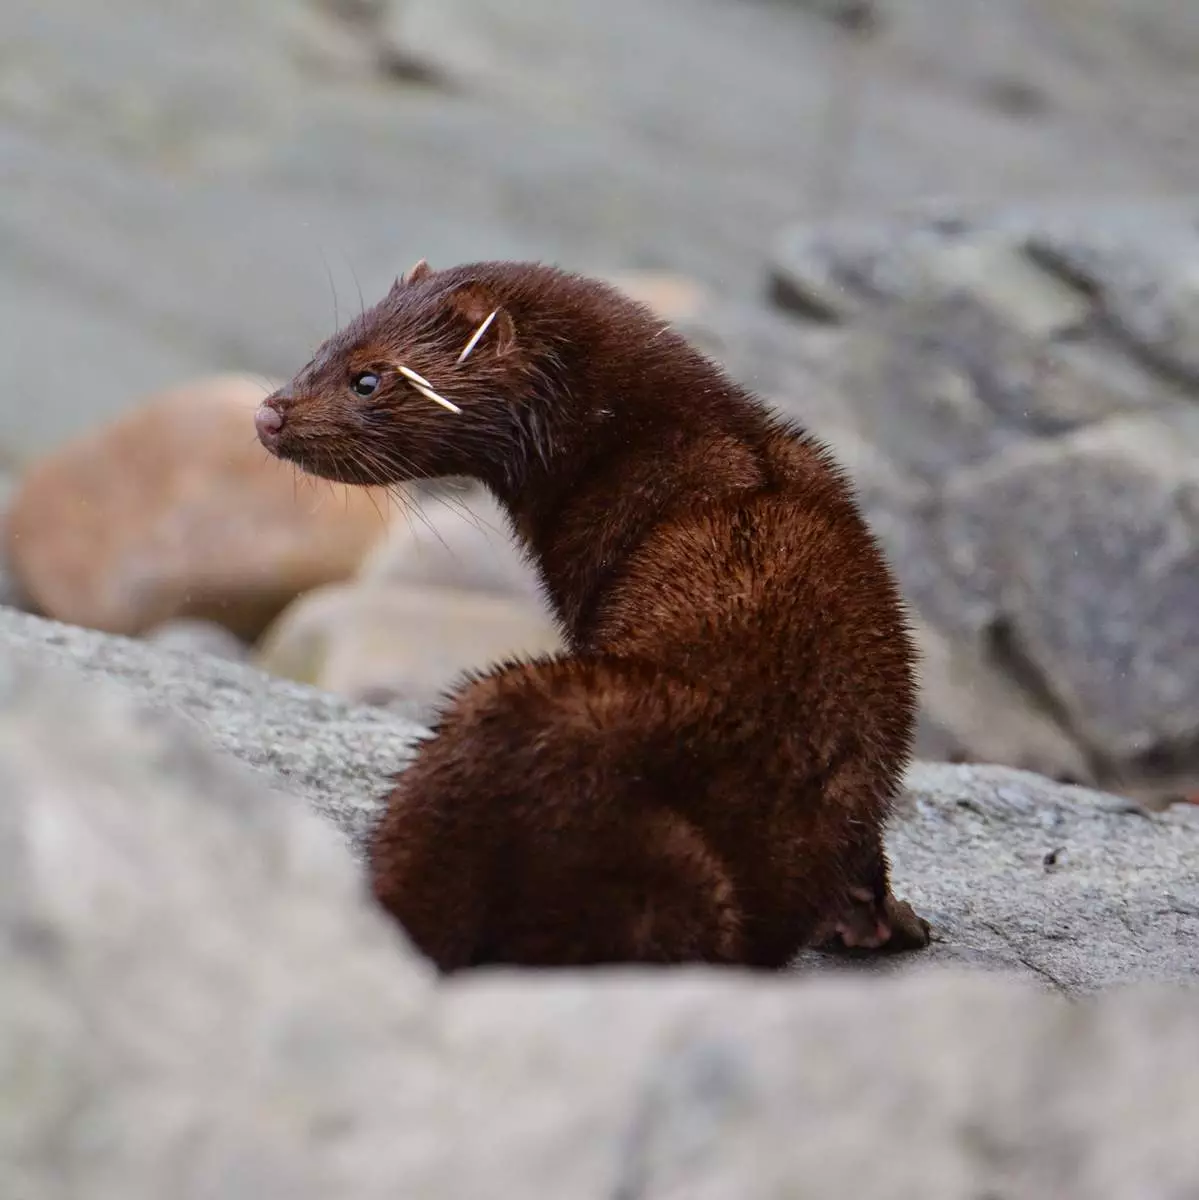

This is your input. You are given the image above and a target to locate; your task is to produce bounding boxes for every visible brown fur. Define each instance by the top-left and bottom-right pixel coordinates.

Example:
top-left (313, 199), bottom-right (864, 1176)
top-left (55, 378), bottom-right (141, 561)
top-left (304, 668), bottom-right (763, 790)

top-left (257, 259), bottom-right (930, 971)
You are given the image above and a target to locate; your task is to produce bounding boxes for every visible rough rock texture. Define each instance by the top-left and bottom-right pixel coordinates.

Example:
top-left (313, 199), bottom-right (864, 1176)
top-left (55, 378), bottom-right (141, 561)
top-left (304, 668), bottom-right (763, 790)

top-left (939, 407), bottom-right (1199, 770)
top-left (1, 605), bottom-right (1196, 996)
top-left (144, 616), bottom-right (253, 664)
top-left (0, 607), bottom-right (425, 850)
top-left (3, 633), bottom-right (1199, 1198)
top-left (761, 199), bottom-right (1199, 801)
top-left (4, 376), bottom-right (394, 640)
top-left (0, 653), bottom-right (442, 1200)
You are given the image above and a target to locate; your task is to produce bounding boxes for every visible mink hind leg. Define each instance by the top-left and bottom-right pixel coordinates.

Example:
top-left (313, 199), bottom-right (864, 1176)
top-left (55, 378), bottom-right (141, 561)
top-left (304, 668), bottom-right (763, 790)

top-left (366, 657), bottom-right (744, 972)
top-left (810, 834), bottom-right (930, 955)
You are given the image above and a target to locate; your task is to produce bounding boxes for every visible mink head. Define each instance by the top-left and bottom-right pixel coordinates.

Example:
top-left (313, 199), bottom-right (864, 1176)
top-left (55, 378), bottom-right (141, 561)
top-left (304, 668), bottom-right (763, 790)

top-left (255, 259), bottom-right (568, 490)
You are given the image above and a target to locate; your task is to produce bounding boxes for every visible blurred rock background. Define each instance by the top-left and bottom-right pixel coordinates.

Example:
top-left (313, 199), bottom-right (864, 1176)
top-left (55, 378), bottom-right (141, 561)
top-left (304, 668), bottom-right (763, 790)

top-left (2, 0), bottom-right (1198, 800)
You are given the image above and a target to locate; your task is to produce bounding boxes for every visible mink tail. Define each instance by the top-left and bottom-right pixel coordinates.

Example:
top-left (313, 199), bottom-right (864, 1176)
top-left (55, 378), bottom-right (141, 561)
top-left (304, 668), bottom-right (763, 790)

top-left (366, 655), bottom-right (746, 971)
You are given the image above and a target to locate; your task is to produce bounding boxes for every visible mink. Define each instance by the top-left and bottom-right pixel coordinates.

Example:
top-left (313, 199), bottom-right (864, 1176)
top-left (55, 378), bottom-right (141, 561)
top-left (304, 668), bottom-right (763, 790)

top-left (255, 258), bottom-right (930, 971)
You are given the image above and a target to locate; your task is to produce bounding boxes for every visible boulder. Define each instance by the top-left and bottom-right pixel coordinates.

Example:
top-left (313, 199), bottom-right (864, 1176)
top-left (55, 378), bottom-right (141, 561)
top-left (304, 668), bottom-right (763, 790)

top-left (0, 605), bottom-right (1195, 994)
top-left (255, 580), bottom-right (562, 718)
top-left (355, 483), bottom-right (545, 604)
top-left (2, 628), bottom-right (1199, 1198)
top-left (939, 407), bottom-right (1199, 772)
top-left (4, 375), bottom-right (392, 640)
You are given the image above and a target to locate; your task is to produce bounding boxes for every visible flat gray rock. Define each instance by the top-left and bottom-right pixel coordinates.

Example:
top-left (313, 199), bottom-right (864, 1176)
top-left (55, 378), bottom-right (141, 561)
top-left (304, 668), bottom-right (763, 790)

top-left (0, 605), bottom-right (1195, 997)
top-left (3, 639), bottom-right (1199, 1198)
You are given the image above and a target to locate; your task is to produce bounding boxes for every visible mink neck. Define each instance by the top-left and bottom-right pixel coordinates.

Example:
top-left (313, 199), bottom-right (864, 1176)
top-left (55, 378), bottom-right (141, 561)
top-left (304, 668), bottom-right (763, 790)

top-left (477, 324), bottom-right (757, 646)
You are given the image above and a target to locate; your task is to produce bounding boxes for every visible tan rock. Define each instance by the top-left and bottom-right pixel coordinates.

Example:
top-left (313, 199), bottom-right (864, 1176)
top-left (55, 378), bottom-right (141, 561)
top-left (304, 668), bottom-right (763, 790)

top-left (5, 375), bottom-right (391, 638)
top-left (606, 270), bottom-right (713, 323)
top-left (255, 580), bottom-right (563, 716)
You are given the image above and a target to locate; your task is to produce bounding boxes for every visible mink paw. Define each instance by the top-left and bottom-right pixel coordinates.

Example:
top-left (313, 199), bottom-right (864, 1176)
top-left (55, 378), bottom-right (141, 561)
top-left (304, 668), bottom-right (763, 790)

top-left (812, 888), bottom-right (931, 956)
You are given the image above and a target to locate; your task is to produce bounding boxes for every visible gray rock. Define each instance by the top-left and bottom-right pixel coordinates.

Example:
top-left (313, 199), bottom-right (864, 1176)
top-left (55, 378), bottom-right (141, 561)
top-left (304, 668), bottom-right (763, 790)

top-left (940, 407), bottom-right (1199, 770)
top-left (909, 616), bottom-right (1093, 786)
top-left (143, 617), bottom-right (252, 663)
top-left (0, 653), bottom-right (444, 1200)
top-left (1026, 203), bottom-right (1199, 386)
top-left (0, 606), bottom-right (425, 851)
top-left (770, 208), bottom-right (1193, 436)
top-left (2, 605), bottom-right (1197, 998)
top-left (2, 645), bottom-right (1199, 1197)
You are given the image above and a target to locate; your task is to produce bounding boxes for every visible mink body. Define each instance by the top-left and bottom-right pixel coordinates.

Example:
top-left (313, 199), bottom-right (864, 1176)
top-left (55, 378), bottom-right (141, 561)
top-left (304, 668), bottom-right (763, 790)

top-left (257, 259), bottom-right (930, 970)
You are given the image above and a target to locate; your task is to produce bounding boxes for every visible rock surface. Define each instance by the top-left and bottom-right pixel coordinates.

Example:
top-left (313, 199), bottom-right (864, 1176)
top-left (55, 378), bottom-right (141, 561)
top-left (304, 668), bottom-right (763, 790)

top-left (2, 623), bottom-right (1199, 1198)
top-left (760, 200), bottom-right (1199, 802)
top-left (1, 605), bottom-right (1196, 995)
top-left (355, 483), bottom-right (545, 605)
top-left (4, 376), bottom-right (393, 639)
top-left (257, 482), bottom-right (561, 714)
top-left (256, 580), bottom-right (562, 718)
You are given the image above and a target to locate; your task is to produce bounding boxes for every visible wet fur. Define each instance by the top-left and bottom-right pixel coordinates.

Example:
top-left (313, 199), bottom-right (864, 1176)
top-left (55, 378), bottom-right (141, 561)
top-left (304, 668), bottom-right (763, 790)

top-left (260, 259), bottom-right (930, 971)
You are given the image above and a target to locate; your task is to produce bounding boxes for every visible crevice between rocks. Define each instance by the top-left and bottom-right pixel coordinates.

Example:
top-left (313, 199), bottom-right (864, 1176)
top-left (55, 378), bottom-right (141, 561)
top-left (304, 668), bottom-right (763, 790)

top-left (984, 618), bottom-right (1112, 790)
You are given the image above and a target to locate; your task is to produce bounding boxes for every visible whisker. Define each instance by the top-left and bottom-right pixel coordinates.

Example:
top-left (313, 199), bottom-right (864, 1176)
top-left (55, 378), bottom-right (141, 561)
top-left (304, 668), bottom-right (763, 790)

top-left (318, 246), bottom-right (340, 334)
top-left (397, 364), bottom-right (462, 414)
top-left (456, 310), bottom-right (498, 364)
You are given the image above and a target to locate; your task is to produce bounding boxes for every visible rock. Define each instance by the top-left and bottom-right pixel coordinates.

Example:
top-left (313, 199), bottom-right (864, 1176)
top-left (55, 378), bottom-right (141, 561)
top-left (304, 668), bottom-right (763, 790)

top-left (761, 203), bottom-right (1199, 790)
top-left (1026, 208), bottom-right (1199, 387)
top-left (909, 617), bottom-right (1093, 786)
top-left (256, 580), bottom-right (563, 717)
top-left (3, 643), bottom-right (1199, 1197)
top-left (769, 206), bottom-right (1193, 432)
top-left (0, 606), bottom-right (423, 851)
top-left (143, 616), bottom-right (252, 663)
top-left (606, 270), bottom-right (714, 323)
top-left (2, 605), bottom-right (1198, 994)
top-left (0, 651), bottom-right (443, 1200)
top-left (356, 483), bottom-right (545, 605)
top-left (939, 407), bottom-right (1199, 771)
top-left (4, 375), bottom-right (392, 640)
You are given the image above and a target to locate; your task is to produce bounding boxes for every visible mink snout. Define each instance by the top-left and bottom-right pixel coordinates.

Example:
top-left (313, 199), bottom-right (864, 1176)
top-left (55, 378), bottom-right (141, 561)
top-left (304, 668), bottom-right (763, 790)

top-left (254, 398), bottom-right (286, 450)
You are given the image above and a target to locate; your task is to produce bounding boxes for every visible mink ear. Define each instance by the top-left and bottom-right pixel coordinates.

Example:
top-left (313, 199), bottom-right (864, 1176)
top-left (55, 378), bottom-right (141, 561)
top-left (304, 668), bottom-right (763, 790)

top-left (405, 258), bottom-right (433, 284)
top-left (447, 283), bottom-right (516, 357)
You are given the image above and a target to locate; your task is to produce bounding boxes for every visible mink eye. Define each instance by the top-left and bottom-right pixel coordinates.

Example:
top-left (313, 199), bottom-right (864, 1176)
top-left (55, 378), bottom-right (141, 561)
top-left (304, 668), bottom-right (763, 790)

top-left (350, 371), bottom-right (380, 397)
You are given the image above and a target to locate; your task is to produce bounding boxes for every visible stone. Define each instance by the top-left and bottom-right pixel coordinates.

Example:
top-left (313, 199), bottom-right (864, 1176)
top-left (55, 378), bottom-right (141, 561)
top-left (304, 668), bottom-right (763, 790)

top-left (605, 270), bottom-right (714, 323)
top-left (2, 605), bottom-right (1198, 994)
top-left (143, 616), bottom-right (252, 663)
top-left (909, 617), bottom-right (1093, 786)
top-left (0, 652), bottom-right (443, 1200)
top-left (356, 483), bottom-right (545, 605)
top-left (1023, 204), bottom-right (1199, 385)
top-left (4, 375), bottom-right (393, 640)
top-left (771, 217), bottom-right (1092, 340)
top-left (939, 406), bottom-right (1199, 770)
top-left (3, 645), bottom-right (1199, 1197)
top-left (255, 580), bottom-right (563, 718)
top-left (0, 607), bottom-right (423, 852)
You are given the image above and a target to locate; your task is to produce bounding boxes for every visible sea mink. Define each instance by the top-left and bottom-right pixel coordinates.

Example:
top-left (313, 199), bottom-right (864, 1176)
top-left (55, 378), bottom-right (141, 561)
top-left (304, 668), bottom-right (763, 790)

top-left (255, 258), bottom-right (930, 970)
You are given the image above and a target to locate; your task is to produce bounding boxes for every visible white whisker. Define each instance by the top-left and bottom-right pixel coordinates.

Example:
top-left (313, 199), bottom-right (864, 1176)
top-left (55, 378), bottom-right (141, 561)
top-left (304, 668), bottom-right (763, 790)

top-left (456, 310), bottom-right (498, 364)
top-left (414, 382), bottom-right (462, 414)
top-left (397, 364), bottom-right (462, 414)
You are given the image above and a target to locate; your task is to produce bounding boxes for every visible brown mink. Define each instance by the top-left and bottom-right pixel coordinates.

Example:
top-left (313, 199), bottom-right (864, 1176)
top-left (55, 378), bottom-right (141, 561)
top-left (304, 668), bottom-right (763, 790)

top-left (255, 258), bottom-right (930, 971)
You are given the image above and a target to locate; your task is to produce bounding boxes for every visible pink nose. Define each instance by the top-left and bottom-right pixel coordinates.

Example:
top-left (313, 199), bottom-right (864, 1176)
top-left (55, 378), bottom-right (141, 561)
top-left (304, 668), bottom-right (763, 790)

top-left (255, 401), bottom-right (285, 449)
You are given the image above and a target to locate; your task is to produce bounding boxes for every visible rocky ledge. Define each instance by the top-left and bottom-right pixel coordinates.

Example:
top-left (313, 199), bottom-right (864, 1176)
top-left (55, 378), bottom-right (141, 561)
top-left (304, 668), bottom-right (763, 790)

top-left (3, 605), bottom-right (1198, 1196)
